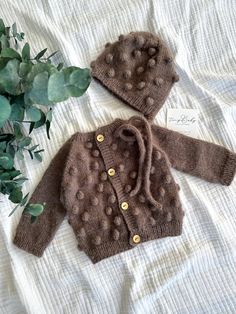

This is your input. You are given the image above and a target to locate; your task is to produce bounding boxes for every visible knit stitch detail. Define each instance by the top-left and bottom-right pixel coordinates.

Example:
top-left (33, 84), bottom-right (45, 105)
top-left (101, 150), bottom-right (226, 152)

top-left (221, 151), bottom-right (236, 186)
top-left (91, 31), bottom-right (178, 121)
top-left (12, 116), bottom-right (236, 263)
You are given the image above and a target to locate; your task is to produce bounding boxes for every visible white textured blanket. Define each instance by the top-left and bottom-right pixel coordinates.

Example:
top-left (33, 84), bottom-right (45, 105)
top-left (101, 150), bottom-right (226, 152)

top-left (0, 0), bottom-right (236, 313)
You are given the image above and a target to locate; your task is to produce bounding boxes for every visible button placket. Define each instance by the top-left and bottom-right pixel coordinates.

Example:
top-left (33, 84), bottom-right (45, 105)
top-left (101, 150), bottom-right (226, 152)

top-left (95, 128), bottom-right (140, 233)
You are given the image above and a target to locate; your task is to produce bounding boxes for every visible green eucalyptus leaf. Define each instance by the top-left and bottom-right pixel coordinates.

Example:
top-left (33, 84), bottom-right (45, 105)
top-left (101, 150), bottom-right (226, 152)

top-left (26, 106), bottom-right (41, 121)
top-left (47, 51), bottom-right (58, 59)
top-left (0, 34), bottom-right (9, 50)
top-left (18, 136), bottom-right (31, 148)
top-left (14, 39), bottom-right (18, 50)
top-left (0, 141), bottom-right (6, 150)
top-left (24, 203), bottom-right (44, 216)
top-left (46, 120), bottom-right (51, 139)
top-left (23, 92), bottom-right (33, 107)
top-left (13, 122), bottom-right (23, 139)
top-left (9, 187), bottom-right (23, 203)
top-left (29, 109), bottom-right (46, 134)
top-left (8, 203), bottom-right (20, 217)
top-left (66, 85), bottom-right (86, 97)
top-left (11, 94), bottom-right (25, 107)
top-left (1, 48), bottom-right (21, 60)
top-left (0, 153), bottom-right (14, 169)
top-left (0, 95), bottom-right (11, 127)
top-left (8, 103), bottom-right (24, 121)
top-left (6, 143), bottom-right (15, 158)
top-left (14, 176), bottom-right (28, 185)
top-left (19, 32), bottom-right (24, 40)
top-left (46, 109), bottom-right (52, 122)
top-left (0, 183), bottom-right (8, 195)
top-left (0, 133), bottom-right (14, 142)
top-left (25, 62), bottom-right (56, 83)
top-left (22, 43), bottom-right (30, 61)
top-left (48, 67), bottom-right (91, 102)
top-left (5, 27), bottom-right (10, 37)
top-left (29, 144), bottom-right (39, 151)
top-left (70, 68), bottom-right (91, 90)
top-left (0, 172), bottom-right (11, 180)
top-left (57, 62), bottom-right (63, 71)
top-left (4, 181), bottom-right (16, 193)
top-left (34, 149), bottom-right (44, 153)
top-left (20, 192), bottom-right (29, 206)
top-left (45, 109), bottom-right (52, 140)
top-left (16, 33), bottom-right (21, 41)
top-left (63, 66), bottom-right (77, 79)
top-left (15, 149), bottom-right (24, 160)
top-left (28, 150), bottom-right (33, 159)
top-left (27, 71), bottom-right (50, 105)
top-left (0, 57), bottom-right (10, 71)
top-left (34, 152), bottom-right (42, 162)
top-left (0, 19), bottom-right (5, 34)
top-left (12, 23), bottom-right (17, 37)
top-left (19, 62), bottom-right (32, 77)
top-left (8, 169), bottom-right (21, 178)
top-left (48, 71), bottom-right (67, 102)
top-left (0, 59), bottom-right (21, 95)
top-left (33, 110), bottom-right (46, 128)
top-left (29, 122), bottom-right (35, 134)
top-left (35, 48), bottom-right (47, 60)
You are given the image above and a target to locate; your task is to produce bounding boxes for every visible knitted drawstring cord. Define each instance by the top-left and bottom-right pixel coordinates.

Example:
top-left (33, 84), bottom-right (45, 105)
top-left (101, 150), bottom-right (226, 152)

top-left (114, 116), bottom-right (162, 210)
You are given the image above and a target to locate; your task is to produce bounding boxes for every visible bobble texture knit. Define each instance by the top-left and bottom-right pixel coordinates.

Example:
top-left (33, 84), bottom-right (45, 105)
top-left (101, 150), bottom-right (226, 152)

top-left (13, 116), bottom-right (236, 263)
top-left (90, 31), bottom-right (179, 121)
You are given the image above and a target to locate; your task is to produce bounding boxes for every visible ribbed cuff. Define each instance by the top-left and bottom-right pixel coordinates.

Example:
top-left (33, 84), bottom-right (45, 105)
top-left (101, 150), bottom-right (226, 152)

top-left (221, 152), bottom-right (236, 186)
top-left (13, 233), bottom-right (45, 257)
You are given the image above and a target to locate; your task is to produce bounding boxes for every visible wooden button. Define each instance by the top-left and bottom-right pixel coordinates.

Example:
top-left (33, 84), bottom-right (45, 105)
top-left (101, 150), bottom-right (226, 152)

top-left (96, 134), bottom-right (105, 142)
top-left (121, 202), bottom-right (129, 210)
top-left (132, 234), bottom-right (141, 244)
top-left (108, 168), bottom-right (116, 176)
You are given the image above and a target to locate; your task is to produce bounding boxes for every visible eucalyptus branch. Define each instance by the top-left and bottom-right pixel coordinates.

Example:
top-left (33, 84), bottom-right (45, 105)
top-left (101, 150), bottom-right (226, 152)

top-left (0, 18), bottom-right (91, 220)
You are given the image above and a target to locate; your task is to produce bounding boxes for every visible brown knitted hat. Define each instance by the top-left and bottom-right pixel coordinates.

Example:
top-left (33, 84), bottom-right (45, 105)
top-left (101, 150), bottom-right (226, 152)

top-left (90, 31), bottom-right (179, 121)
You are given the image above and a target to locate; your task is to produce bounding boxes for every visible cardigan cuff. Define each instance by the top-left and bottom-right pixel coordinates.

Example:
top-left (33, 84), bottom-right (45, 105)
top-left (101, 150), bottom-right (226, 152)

top-left (13, 233), bottom-right (44, 257)
top-left (221, 151), bottom-right (236, 186)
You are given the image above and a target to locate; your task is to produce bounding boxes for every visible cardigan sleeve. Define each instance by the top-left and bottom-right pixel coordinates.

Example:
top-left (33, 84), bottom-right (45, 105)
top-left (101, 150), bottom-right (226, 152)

top-left (13, 136), bottom-right (73, 257)
top-left (151, 123), bottom-right (236, 186)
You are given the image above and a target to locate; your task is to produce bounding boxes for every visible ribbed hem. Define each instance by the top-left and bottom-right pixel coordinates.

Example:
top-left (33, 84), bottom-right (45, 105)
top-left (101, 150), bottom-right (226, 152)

top-left (13, 234), bottom-right (44, 257)
top-left (221, 151), bottom-right (236, 186)
top-left (92, 67), bottom-right (172, 121)
top-left (83, 220), bottom-right (183, 264)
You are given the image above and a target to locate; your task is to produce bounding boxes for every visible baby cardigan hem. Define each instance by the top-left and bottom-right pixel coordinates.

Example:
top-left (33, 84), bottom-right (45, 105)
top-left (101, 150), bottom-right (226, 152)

top-left (84, 220), bottom-right (183, 264)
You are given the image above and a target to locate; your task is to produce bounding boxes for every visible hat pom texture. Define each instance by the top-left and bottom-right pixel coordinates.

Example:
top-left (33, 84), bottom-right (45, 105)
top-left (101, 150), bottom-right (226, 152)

top-left (90, 31), bottom-right (179, 121)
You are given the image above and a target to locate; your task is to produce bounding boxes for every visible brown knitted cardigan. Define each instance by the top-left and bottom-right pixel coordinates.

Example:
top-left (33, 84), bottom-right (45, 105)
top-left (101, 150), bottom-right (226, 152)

top-left (13, 115), bottom-right (236, 263)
